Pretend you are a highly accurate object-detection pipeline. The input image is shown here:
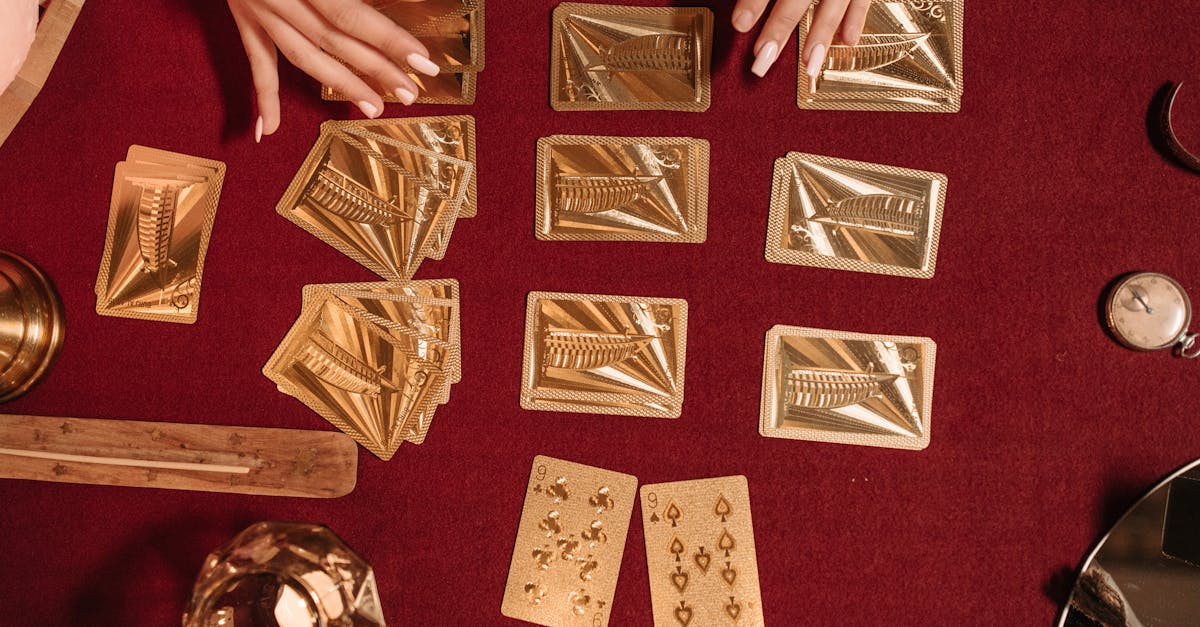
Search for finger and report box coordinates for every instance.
[255,8,384,118]
[229,0,281,139]
[305,0,439,76]
[803,0,851,77]
[731,0,769,33]
[841,0,872,45]
[751,0,812,77]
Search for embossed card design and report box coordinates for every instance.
[759,325,936,450]
[550,3,713,112]
[798,0,963,112]
[502,455,638,627]
[521,292,688,419]
[766,152,946,278]
[536,136,709,242]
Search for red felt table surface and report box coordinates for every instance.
[2,1,1199,625]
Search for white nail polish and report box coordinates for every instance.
[406,53,441,77]
[751,41,779,78]
[356,100,380,118]
[393,87,416,105]
[806,43,827,78]
[254,116,263,143]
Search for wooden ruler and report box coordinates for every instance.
[0,414,358,498]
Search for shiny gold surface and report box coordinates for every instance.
[264,279,460,461]
[323,70,478,105]
[550,3,713,112]
[765,152,946,278]
[759,325,936,450]
[501,455,638,627]
[521,291,687,418]
[797,0,963,113]
[1105,272,1193,351]
[277,123,474,282]
[536,135,708,242]
[0,252,64,403]
[94,146,225,323]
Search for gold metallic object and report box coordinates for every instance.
[521,291,687,418]
[765,152,947,279]
[184,522,384,627]
[550,3,713,112]
[323,71,478,105]
[501,455,638,627]
[798,0,963,113]
[95,146,226,324]
[1105,272,1199,358]
[0,251,64,403]
[1161,82,1200,174]
[759,325,936,450]
[536,136,709,243]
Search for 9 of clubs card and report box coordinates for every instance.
[502,456,638,627]
[640,476,764,626]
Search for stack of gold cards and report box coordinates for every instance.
[263,279,461,461]
[550,3,713,112]
[521,292,688,418]
[323,1,485,105]
[277,117,476,281]
[759,325,936,450]
[798,0,963,112]
[95,146,226,324]
[765,152,947,279]
[535,136,709,243]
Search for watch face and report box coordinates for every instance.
[1107,272,1193,351]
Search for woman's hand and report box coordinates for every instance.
[226,0,442,141]
[732,0,871,78]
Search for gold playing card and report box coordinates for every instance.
[535,135,709,243]
[765,152,946,279]
[521,291,688,419]
[550,3,713,112]
[640,475,764,627]
[502,455,638,627]
[277,125,473,282]
[797,0,963,112]
[759,325,936,450]
[95,146,225,324]
[322,71,478,105]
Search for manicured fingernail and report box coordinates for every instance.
[407,53,440,77]
[732,9,754,32]
[751,41,779,78]
[357,100,380,118]
[806,43,827,78]
[254,116,263,143]
[393,87,416,105]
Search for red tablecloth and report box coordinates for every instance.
[2,1,1199,625]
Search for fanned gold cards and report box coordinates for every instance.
[535,136,709,243]
[521,292,688,418]
[95,146,225,324]
[277,118,476,281]
[765,152,946,279]
[640,476,764,626]
[550,3,713,112]
[322,1,484,104]
[798,0,963,112]
[263,279,461,460]
[502,455,638,627]
[759,325,936,450]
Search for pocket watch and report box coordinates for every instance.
[1105,272,1199,358]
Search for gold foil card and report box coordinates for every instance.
[521,291,688,419]
[322,71,478,105]
[535,136,709,243]
[759,325,936,450]
[95,146,225,324]
[765,152,946,279]
[501,455,638,627]
[373,1,485,72]
[639,476,764,627]
[550,3,713,112]
[798,0,963,112]
[277,126,472,282]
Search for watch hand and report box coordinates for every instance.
[1133,293,1154,314]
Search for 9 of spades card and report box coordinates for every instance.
[502,455,638,627]
[639,475,765,627]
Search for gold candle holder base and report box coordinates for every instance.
[0,250,64,403]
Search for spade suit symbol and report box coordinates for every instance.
[670,566,689,593]
[725,596,742,620]
[693,547,711,573]
[665,502,682,527]
[714,494,732,522]
[721,562,737,586]
[673,600,694,626]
